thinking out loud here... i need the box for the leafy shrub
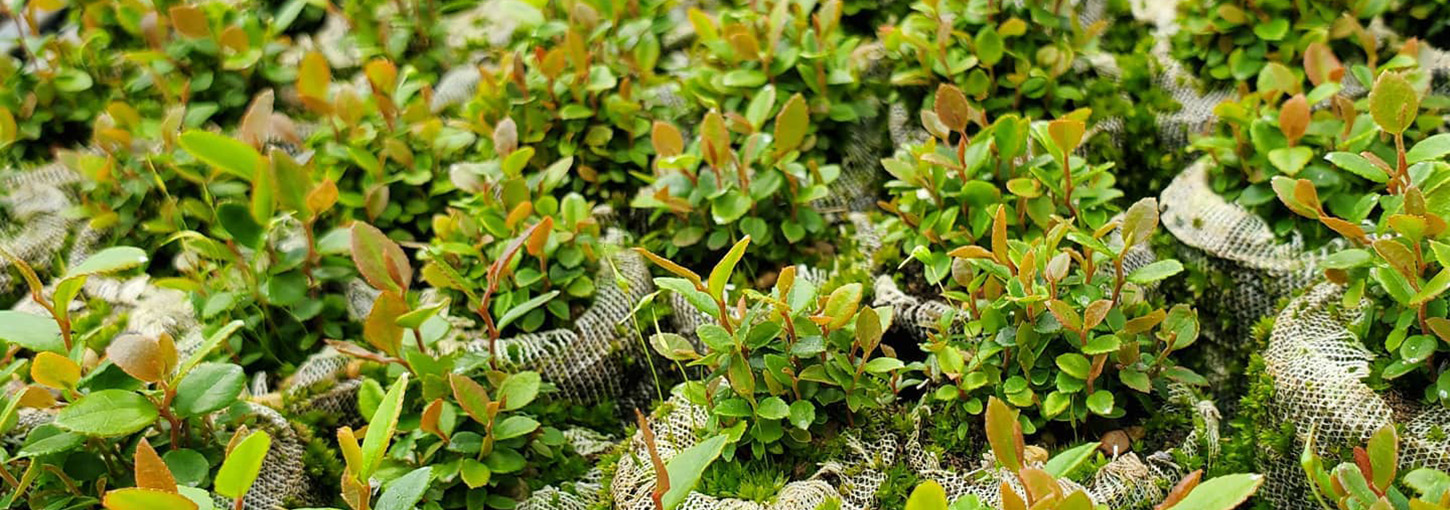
[1169,0,1385,91]
[640,237,922,460]
[1302,424,1450,509]
[1272,71,1450,407]
[1191,46,1444,248]
[633,96,838,271]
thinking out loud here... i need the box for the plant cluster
[902,397,1265,510]
[0,246,270,510]
[1189,42,1444,247]
[1169,0,1387,91]
[640,237,922,460]
[876,87,1206,430]
[1302,424,1450,510]
[1272,71,1450,407]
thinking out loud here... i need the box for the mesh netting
[1257,282,1450,509]
[1159,160,1333,386]
[450,227,656,406]
[0,164,85,295]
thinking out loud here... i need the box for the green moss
[871,461,923,510]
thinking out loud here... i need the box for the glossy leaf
[215,431,271,500]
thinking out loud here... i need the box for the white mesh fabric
[1258,283,1450,509]
[453,228,656,404]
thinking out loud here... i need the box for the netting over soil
[1257,282,1450,509]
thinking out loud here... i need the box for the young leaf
[707,236,751,302]
[134,439,178,493]
[661,435,729,510]
[179,131,260,182]
[361,374,409,478]
[107,334,172,383]
[822,283,863,330]
[985,397,1023,472]
[774,94,809,154]
[31,352,80,390]
[450,374,492,425]
[215,431,271,500]
[905,480,949,510]
[103,488,198,510]
[652,121,684,158]
[934,84,970,133]
[1121,197,1159,247]
[1163,474,1264,510]
[1128,260,1185,284]
[1048,118,1086,155]
[0,311,63,353]
[1369,72,1419,135]
[1366,424,1397,493]
[1279,94,1309,146]
[375,467,431,510]
[351,222,411,294]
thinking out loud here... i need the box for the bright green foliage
[1272,71,1450,408]
[1170,0,1388,90]
[1302,423,1450,509]
[1194,55,1445,248]
[641,239,922,460]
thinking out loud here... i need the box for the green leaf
[1055,353,1090,379]
[1268,146,1313,176]
[361,373,409,478]
[175,320,243,382]
[375,467,431,510]
[975,26,1004,67]
[985,397,1022,472]
[1406,133,1450,164]
[1372,266,1416,305]
[722,69,768,88]
[17,425,83,458]
[1169,474,1265,510]
[54,390,159,437]
[1322,249,1374,269]
[822,283,863,330]
[460,459,491,488]
[214,431,272,500]
[68,247,149,277]
[1412,269,1450,305]
[1369,73,1419,135]
[711,191,753,225]
[179,130,260,181]
[0,311,63,353]
[708,236,751,302]
[650,333,699,361]
[756,397,789,420]
[1086,390,1114,416]
[788,400,815,430]
[497,291,560,331]
[1044,442,1101,479]
[905,480,949,510]
[1325,152,1390,183]
[1127,260,1184,284]
[774,93,810,154]
[173,363,246,418]
[217,203,264,249]
[493,416,540,440]
[1253,18,1289,40]
[103,488,199,510]
[661,435,729,510]
[497,371,540,411]
[1367,424,1398,493]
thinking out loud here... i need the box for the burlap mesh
[0,164,85,294]
[1257,282,1450,509]
[1159,160,1332,387]
[450,227,656,405]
